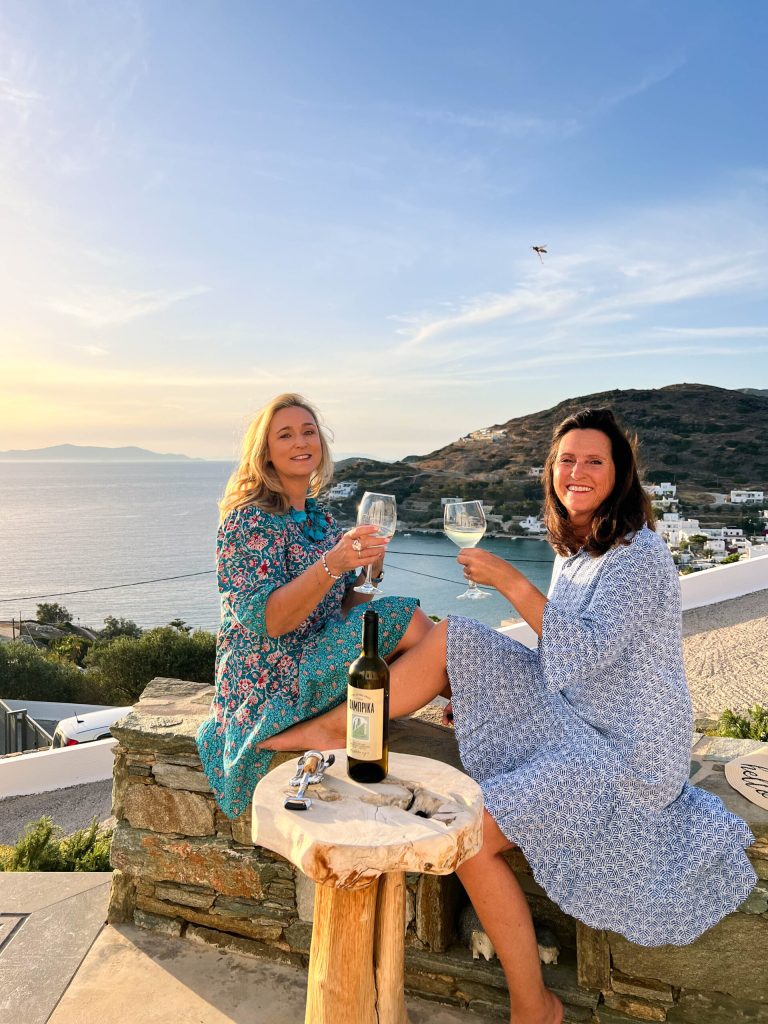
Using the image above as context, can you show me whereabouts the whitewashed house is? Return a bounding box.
[326,481,358,500]
[519,515,547,535]
[730,489,764,504]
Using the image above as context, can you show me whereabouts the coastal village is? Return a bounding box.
[327,476,768,572]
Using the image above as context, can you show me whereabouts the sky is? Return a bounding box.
[1,1,767,461]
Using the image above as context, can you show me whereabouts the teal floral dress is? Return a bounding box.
[197,498,418,819]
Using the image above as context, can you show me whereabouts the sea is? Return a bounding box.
[0,462,555,633]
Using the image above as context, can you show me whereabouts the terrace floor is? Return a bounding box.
[1,872,499,1024]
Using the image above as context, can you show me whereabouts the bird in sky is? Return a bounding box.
[531,245,547,263]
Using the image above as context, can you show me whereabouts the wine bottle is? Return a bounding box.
[346,608,389,783]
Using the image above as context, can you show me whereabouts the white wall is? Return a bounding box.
[0,738,117,799]
[497,552,768,649]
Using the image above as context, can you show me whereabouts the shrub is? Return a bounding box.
[99,616,143,642]
[49,635,93,667]
[36,602,72,625]
[0,642,88,702]
[0,816,112,872]
[85,626,216,703]
[715,706,768,743]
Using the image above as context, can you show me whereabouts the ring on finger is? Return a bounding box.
[352,538,363,553]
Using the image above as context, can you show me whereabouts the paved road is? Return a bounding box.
[0,779,114,845]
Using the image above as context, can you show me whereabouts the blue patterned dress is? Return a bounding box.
[197,499,418,819]
[447,526,756,946]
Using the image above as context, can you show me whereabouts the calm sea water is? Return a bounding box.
[0,462,555,632]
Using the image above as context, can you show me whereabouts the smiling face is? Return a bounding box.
[553,428,616,535]
[266,405,322,493]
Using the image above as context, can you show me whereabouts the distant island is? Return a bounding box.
[0,444,204,462]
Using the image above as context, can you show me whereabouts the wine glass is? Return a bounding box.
[444,500,491,600]
[353,492,397,595]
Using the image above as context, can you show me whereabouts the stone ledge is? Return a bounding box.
[108,676,768,1022]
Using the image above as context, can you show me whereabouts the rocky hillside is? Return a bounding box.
[332,385,767,525]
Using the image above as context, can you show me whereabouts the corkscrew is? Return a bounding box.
[284,750,336,811]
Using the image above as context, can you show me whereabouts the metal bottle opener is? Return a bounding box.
[284,750,336,811]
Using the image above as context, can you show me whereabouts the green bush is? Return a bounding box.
[49,635,93,667]
[85,625,216,703]
[36,602,72,625]
[98,615,143,642]
[0,816,112,872]
[0,642,88,702]
[715,706,768,743]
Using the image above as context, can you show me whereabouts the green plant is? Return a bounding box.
[0,816,112,872]
[715,706,768,743]
[0,642,88,702]
[35,602,72,625]
[721,552,741,564]
[99,615,143,642]
[49,635,93,667]
[85,625,215,703]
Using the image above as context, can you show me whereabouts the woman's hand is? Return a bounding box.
[458,548,548,637]
[325,524,390,577]
[456,548,512,590]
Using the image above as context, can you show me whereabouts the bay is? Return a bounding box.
[0,463,555,632]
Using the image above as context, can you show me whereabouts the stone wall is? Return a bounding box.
[109,678,768,1022]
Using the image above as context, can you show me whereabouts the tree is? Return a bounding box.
[168,618,192,634]
[99,616,143,642]
[0,642,87,702]
[85,626,216,703]
[35,603,72,626]
[49,635,93,667]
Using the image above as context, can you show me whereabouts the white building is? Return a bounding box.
[528,466,545,477]
[656,512,701,547]
[326,481,358,500]
[441,496,464,507]
[647,482,677,498]
[519,515,547,535]
[730,490,764,504]
[467,428,507,442]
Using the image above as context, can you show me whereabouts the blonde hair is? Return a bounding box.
[220,393,334,520]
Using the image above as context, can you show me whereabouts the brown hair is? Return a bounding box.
[219,393,334,520]
[543,407,654,557]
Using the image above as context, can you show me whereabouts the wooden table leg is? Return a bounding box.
[375,871,409,1024]
[304,872,410,1024]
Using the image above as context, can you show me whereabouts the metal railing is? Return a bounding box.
[0,699,53,756]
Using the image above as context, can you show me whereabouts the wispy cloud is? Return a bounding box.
[392,192,768,374]
[595,56,687,115]
[48,286,210,328]
[0,77,44,117]
[654,325,768,338]
[405,105,580,139]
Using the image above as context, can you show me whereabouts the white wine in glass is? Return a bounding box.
[353,492,397,596]
[444,500,491,600]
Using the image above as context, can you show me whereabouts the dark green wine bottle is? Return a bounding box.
[346,608,389,783]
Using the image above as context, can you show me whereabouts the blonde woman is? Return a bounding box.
[197,393,431,818]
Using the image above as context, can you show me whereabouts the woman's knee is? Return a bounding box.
[395,607,437,653]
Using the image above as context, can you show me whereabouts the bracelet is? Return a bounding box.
[370,570,384,584]
[320,552,343,581]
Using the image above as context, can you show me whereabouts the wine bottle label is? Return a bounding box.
[347,684,385,760]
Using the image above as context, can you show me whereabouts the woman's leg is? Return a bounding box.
[389,605,433,656]
[457,811,563,1024]
[259,619,450,751]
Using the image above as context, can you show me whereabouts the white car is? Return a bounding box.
[51,707,132,748]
